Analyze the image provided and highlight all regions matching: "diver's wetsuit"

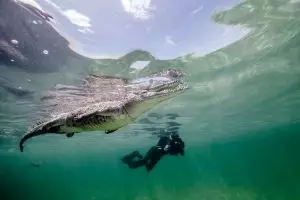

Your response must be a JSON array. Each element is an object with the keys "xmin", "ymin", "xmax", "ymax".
[{"xmin": 121, "ymin": 133, "xmax": 185, "ymax": 171}]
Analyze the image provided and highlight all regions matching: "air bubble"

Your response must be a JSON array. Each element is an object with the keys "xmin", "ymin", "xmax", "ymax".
[{"xmin": 11, "ymin": 39, "xmax": 18, "ymax": 45}]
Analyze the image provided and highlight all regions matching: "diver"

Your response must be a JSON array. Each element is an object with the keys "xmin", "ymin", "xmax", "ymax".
[{"xmin": 121, "ymin": 132, "xmax": 185, "ymax": 172}]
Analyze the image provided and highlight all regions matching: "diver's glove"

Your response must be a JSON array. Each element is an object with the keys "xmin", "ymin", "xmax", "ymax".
[
  {"xmin": 163, "ymin": 144, "xmax": 170, "ymax": 152},
  {"xmin": 163, "ymin": 134, "xmax": 174, "ymax": 152}
]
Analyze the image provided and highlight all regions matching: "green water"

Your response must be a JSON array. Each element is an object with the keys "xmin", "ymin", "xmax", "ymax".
[{"xmin": 1, "ymin": 0, "xmax": 300, "ymax": 199}]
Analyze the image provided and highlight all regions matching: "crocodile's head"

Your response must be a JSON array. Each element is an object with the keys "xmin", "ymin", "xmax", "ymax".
[
  {"xmin": 129, "ymin": 69, "xmax": 188, "ymax": 100},
  {"xmin": 125, "ymin": 69, "xmax": 189, "ymax": 117}
]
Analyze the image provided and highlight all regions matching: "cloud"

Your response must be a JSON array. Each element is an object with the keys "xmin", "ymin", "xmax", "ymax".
[
  {"xmin": 62, "ymin": 9, "xmax": 91, "ymax": 28},
  {"xmin": 44, "ymin": 0, "xmax": 61, "ymax": 10},
  {"xmin": 121, "ymin": 0, "xmax": 155, "ymax": 20},
  {"xmin": 190, "ymin": 5, "xmax": 203, "ymax": 15},
  {"xmin": 165, "ymin": 35, "xmax": 176, "ymax": 46},
  {"xmin": 44, "ymin": 0, "xmax": 93, "ymax": 31},
  {"xmin": 78, "ymin": 27, "xmax": 95, "ymax": 34},
  {"xmin": 18, "ymin": 0, "xmax": 44, "ymax": 11}
]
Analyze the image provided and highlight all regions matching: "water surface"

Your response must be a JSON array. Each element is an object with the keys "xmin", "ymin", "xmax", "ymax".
[{"xmin": 1, "ymin": 0, "xmax": 300, "ymax": 199}]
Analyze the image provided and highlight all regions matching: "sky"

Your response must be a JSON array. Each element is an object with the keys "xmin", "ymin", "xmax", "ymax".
[{"xmin": 23, "ymin": 0, "xmax": 249, "ymax": 59}]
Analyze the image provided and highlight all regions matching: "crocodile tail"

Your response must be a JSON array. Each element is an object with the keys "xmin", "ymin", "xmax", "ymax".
[
  {"xmin": 19, "ymin": 125, "xmax": 61, "ymax": 152},
  {"xmin": 19, "ymin": 130, "xmax": 43, "ymax": 152}
]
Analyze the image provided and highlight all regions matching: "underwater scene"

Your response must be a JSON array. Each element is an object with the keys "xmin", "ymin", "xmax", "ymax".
[{"xmin": 1, "ymin": 0, "xmax": 300, "ymax": 199}]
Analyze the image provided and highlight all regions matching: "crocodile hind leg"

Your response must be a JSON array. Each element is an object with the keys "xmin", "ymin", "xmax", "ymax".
[
  {"xmin": 105, "ymin": 129, "xmax": 118, "ymax": 134},
  {"xmin": 66, "ymin": 133, "xmax": 75, "ymax": 137}
]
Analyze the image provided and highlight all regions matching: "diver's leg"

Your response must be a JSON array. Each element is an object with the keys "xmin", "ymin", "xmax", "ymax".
[
  {"xmin": 143, "ymin": 146, "xmax": 157, "ymax": 161},
  {"xmin": 145, "ymin": 158, "xmax": 159, "ymax": 172},
  {"xmin": 123, "ymin": 151, "xmax": 146, "ymax": 169},
  {"xmin": 126, "ymin": 148, "xmax": 160, "ymax": 169},
  {"xmin": 145, "ymin": 149, "xmax": 165, "ymax": 172}
]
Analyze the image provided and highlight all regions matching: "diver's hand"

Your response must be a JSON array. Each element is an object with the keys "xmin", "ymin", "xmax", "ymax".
[{"xmin": 164, "ymin": 144, "xmax": 170, "ymax": 152}]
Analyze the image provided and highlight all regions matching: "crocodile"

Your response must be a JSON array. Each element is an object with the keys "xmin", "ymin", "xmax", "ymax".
[{"xmin": 19, "ymin": 69, "xmax": 188, "ymax": 152}]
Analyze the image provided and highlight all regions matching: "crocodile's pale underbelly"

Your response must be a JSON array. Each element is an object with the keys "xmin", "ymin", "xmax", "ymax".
[
  {"xmin": 60, "ymin": 114, "xmax": 134, "ymax": 133},
  {"xmin": 59, "ymin": 96, "xmax": 172, "ymax": 134}
]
